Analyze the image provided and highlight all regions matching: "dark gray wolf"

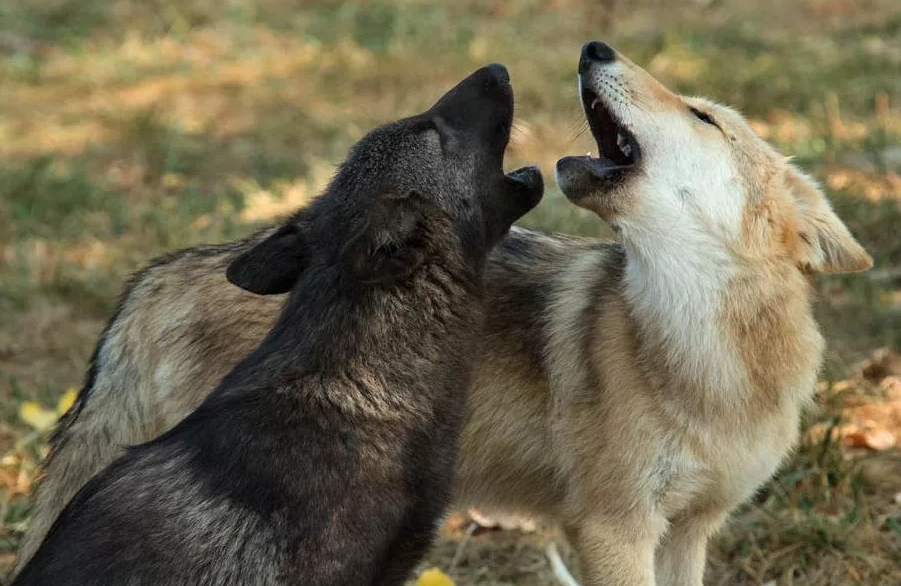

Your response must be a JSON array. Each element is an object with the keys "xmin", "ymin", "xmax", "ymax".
[{"xmin": 12, "ymin": 64, "xmax": 543, "ymax": 586}]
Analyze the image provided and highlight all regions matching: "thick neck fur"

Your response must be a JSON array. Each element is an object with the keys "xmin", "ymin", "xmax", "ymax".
[
  {"xmin": 220, "ymin": 261, "xmax": 483, "ymax": 421},
  {"xmin": 620, "ymin": 227, "xmax": 822, "ymax": 420}
]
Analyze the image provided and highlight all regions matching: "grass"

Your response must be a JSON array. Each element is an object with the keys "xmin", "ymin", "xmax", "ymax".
[{"xmin": 1, "ymin": 0, "xmax": 900, "ymax": 583}]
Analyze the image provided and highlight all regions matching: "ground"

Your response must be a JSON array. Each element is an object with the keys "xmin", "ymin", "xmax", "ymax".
[{"xmin": 1, "ymin": 0, "xmax": 900, "ymax": 584}]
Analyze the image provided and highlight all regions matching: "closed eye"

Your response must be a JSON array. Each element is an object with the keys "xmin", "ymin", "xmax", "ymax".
[{"xmin": 689, "ymin": 107, "xmax": 718, "ymax": 128}]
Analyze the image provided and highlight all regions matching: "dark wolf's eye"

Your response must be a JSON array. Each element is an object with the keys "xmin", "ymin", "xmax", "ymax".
[{"xmin": 690, "ymin": 107, "xmax": 717, "ymax": 127}]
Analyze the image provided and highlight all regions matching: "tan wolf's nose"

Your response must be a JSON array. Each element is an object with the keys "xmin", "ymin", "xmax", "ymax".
[{"xmin": 579, "ymin": 41, "xmax": 615, "ymax": 73}]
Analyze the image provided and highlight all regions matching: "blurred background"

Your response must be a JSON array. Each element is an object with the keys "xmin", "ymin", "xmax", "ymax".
[{"xmin": 1, "ymin": 0, "xmax": 900, "ymax": 583}]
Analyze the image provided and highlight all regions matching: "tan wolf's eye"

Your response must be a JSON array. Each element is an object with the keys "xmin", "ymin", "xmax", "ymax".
[{"xmin": 690, "ymin": 107, "xmax": 718, "ymax": 127}]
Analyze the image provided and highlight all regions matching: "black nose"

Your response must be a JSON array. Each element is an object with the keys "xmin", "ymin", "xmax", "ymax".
[
  {"xmin": 579, "ymin": 41, "xmax": 615, "ymax": 74},
  {"xmin": 483, "ymin": 63, "xmax": 510, "ymax": 85}
]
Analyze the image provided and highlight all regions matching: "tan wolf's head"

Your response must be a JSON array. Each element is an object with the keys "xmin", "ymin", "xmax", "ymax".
[{"xmin": 556, "ymin": 41, "xmax": 872, "ymax": 275}]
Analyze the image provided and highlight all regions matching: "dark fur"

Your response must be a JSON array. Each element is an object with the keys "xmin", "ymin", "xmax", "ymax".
[{"xmin": 14, "ymin": 65, "xmax": 542, "ymax": 586}]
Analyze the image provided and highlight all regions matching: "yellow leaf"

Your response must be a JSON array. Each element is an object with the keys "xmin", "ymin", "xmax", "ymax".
[
  {"xmin": 162, "ymin": 173, "xmax": 185, "ymax": 189},
  {"xmin": 468, "ymin": 37, "xmax": 488, "ymax": 62},
  {"xmin": 56, "ymin": 388, "xmax": 78, "ymax": 415},
  {"xmin": 19, "ymin": 402, "xmax": 59, "ymax": 432},
  {"xmin": 416, "ymin": 569, "xmax": 454, "ymax": 586}
]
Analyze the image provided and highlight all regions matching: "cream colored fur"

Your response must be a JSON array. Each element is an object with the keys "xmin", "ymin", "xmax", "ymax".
[{"xmin": 542, "ymin": 44, "xmax": 872, "ymax": 585}]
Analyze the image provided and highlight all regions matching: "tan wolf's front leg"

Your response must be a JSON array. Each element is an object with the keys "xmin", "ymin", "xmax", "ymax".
[
  {"xmin": 566, "ymin": 518, "xmax": 658, "ymax": 586},
  {"xmin": 654, "ymin": 511, "xmax": 725, "ymax": 586}
]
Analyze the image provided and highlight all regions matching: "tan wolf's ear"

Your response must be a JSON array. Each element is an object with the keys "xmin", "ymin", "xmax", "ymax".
[{"xmin": 786, "ymin": 166, "xmax": 873, "ymax": 274}]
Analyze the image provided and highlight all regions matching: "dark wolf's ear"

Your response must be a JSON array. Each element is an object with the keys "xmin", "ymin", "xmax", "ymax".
[
  {"xmin": 786, "ymin": 166, "xmax": 873, "ymax": 274},
  {"xmin": 343, "ymin": 192, "xmax": 434, "ymax": 285},
  {"xmin": 226, "ymin": 223, "xmax": 307, "ymax": 295}
]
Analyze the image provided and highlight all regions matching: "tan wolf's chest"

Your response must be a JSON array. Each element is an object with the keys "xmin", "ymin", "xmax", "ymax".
[{"xmin": 651, "ymin": 399, "xmax": 804, "ymax": 520}]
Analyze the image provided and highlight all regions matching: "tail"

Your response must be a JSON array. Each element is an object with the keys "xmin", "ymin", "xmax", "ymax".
[
  {"xmin": 13, "ymin": 422, "xmax": 127, "ymax": 575},
  {"xmin": 13, "ymin": 271, "xmax": 144, "ymax": 576},
  {"xmin": 12, "ymin": 343, "xmax": 130, "ymax": 575}
]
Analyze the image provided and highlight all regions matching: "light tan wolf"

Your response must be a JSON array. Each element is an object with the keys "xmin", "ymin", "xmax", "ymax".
[{"xmin": 17, "ymin": 42, "xmax": 871, "ymax": 586}]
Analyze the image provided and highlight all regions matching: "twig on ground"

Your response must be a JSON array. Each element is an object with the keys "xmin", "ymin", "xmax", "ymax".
[{"xmin": 546, "ymin": 542, "xmax": 580, "ymax": 586}]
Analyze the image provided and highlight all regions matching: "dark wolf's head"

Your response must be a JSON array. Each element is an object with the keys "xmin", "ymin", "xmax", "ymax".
[{"xmin": 227, "ymin": 64, "xmax": 543, "ymax": 294}]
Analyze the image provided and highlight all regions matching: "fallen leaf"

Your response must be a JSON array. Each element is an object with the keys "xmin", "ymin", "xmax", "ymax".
[
  {"xmin": 19, "ymin": 402, "xmax": 59, "ymax": 432},
  {"xmin": 882, "ymin": 376, "xmax": 901, "ymax": 400},
  {"xmin": 845, "ymin": 428, "xmax": 896, "ymax": 451},
  {"xmin": 57, "ymin": 388, "xmax": 78, "ymax": 415},
  {"xmin": 19, "ymin": 389, "xmax": 78, "ymax": 432},
  {"xmin": 861, "ymin": 348, "xmax": 901, "ymax": 382},
  {"xmin": 416, "ymin": 568, "xmax": 454, "ymax": 586}
]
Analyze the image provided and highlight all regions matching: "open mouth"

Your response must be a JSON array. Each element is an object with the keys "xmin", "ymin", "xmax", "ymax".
[{"xmin": 575, "ymin": 87, "xmax": 641, "ymax": 177}]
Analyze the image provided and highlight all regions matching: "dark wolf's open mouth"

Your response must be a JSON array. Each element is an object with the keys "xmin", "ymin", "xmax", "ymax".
[{"xmin": 572, "ymin": 87, "xmax": 640, "ymax": 178}]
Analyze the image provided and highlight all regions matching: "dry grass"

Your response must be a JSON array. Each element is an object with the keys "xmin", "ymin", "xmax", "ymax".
[{"xmin": 1, "ymin": 0, "xmax": 900, "ymax": 584}]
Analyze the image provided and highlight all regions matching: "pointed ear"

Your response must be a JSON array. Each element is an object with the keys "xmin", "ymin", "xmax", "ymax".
[
  {"xmin": 786, "ymin": 166, "xmax": 873, "ymax": 274},
  {"xmin": 343, "ymin": 192, "xmax": 435, "ymax": 285},
  {"xmin": 226, "ymin": 223, "xmax": 307, "ymax": 295}
]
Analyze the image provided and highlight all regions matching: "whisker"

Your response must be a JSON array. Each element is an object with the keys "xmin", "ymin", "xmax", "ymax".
[{"xmin": 566, "ymin": 119, "xmax": 590, "ymax": 145}]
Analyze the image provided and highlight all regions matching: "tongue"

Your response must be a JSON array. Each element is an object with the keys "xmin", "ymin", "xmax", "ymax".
[{"xmin": 571, "ymin": 155, "xmax": 625, "ymax": 178}]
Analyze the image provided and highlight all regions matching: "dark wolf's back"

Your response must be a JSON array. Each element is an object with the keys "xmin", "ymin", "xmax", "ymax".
[{"xmin": 14, "ymin": 226, "xmax": 596, "ymax": 574}]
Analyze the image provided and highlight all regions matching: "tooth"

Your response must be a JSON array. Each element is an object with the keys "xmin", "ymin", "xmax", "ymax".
[
  {"xmin": 591, "ymin": 97, "xmax": 601, "ymax": 110},
  {"xmin": 617, "ymin": 132, "xmax": 632, "ymax": 158}
]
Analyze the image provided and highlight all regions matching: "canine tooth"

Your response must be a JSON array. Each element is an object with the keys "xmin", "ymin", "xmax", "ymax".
[
  {"xmin": 617, "ymin": 132, "xmax": 632, "ymax": 158},
  {"xmin": 590, "ymin": 97, "xmax": 601, "ymax": 110}
]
